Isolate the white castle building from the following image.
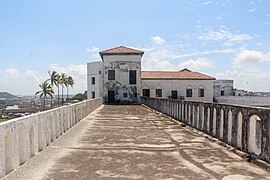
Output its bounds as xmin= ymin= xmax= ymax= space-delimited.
xmin=87 ymin=46 xmax=216 ymax=103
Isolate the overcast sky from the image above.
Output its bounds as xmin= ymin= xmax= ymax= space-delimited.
xmin=0 ymin=0 xmax=270 ymax=95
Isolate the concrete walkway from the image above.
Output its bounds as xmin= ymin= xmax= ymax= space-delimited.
xmin=3 ymin=105 xmax=270 ymax=180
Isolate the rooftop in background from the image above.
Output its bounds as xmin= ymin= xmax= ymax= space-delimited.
xmin=141 ymin=68 xmax=216 ymax=80
xmin=99 ymin=46 xmax=144 ymax=58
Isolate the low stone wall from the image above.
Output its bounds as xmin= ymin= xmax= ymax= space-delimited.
xmin=142 ymin=97 xmax=270 ymax=163
xmin=0 ymin=98 xmax=103 ymax=177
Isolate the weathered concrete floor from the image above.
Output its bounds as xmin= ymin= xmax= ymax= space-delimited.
xmin=3 ymin=105 xmax=270 ymax=180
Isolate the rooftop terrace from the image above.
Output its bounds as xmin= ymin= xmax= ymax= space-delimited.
xmin=1 ymin=100 xmax=270 ymax=179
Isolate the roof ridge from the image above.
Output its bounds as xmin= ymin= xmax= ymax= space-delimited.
xmin=100 ymin=46 xmax=144 ymax=54
xmin=141 ymin=70 xmax=215 ymax=80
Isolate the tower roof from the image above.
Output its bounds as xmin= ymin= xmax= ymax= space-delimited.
xmin=99 ymin=46 xmax=144 ymax=58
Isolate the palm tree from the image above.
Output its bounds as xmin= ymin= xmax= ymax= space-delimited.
xmin=54 ymin=74 xmax=61 ymax=107
xmin=35 ymin=81 xmax=54 ymax=110
xmin=47 ymin=71 xmax=59 ymax=108
xmin=66 ymin=76 xmax=75 ymax=101
xmin=60 ymin=73 xmax=68 ymax=105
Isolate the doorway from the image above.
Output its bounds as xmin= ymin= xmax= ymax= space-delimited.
xmin=108 ymin=90 xmax=115 ymax=103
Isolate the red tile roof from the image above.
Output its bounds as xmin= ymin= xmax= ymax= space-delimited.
xmin=141 ymin=68 xmax=215 ymax=80
xmin=100 ymin=46 xmax=144 ymax=57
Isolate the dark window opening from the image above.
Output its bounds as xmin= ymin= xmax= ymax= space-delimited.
xmin=91 ymin=77 xmax=95 ymax=85
xmin=129 ymin=70 xmax=136 ymax=84
xmin=134 ymin=93 xmax=137 ymax=97
xmin=142 ymin=89 xmax=150 ymax=97
xmin=186 ymin=89 xmax=192 ymax=97
xmin=221 ymin=90 xmax=224 ymax=96
xmin=123 ymin=93 xmax=128 ymax=97
xmin=108 ymin=70 xmax=115 ymax=80
xmin=198 ymin=89 xmax=204 ymax=97
xmin=156 ymin=89 xmax=162 ymax=97
xmin=171 ymin=90 xmax=178 ymax=99
xmin=91 ymin=91 xmax=95 ymax=99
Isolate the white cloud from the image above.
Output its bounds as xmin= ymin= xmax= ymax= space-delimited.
xmin=248 ymin=8 xmax=256 ymax=13
xmin=198 ymin=28 xmax=253 ymax=46
xmin=151 ymin=36 xmax=166 ymax=45
xmin=216 ymin=70 xmax=270 ymax=91
xmin=5 ymin=68 xmax=19 ymax=78
xmin=0 ymin=68 xmax=45 ymax=95
xmin=49 ymin=64 xmax=87 ymax=94
xmin=202 ymin=1 xmax=212 ymax=5
xmin=174 ymin=49 xmax=235 ymax=59
xmin=86 ymin=46 xmax=100 ymax=62
xmin=232 ymin=49 xmax=270 ymax=67
xmin=0 ymin=64 xmax=88 ymax=96
xmin=24 ymin=70 xmax=42 ymax=84
xmin=87 ymin=46 xmax=99 ymax=53
xmin=142 ymin=48 xmax=175 ymax=70
xmin=178 ymin=58 xmax=214 ymax=70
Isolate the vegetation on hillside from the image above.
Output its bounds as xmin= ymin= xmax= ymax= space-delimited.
xmin=71 ymin=91 xmax=87 ymax=101
xmin=0 ymin=118 xmax=7 ymax=123
xmin=0 ymin=92 xmax=17 ymax=98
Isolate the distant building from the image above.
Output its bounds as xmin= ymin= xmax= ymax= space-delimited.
xmin=141 ymin=69 xmax=215 ymax=102
xmin=87 ymin=46 xmax=216 ymax=103
xmin=213 ymin=80 xmax=234 ymax=97
xmin=233 ymin=89 xmax=247 ymax=96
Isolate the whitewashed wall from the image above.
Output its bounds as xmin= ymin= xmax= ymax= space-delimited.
xmin=87 ymin=62 xmax=103 ymax=99
xmin=102 ymin=54 xmax=142 ymax=103
xmin=213 ymin=80 xmax=234 ymax=97
xmin=0 ymin=98 xmax=103 ymax=177
xmin=141 ymin=79 xmax=214 ymax=102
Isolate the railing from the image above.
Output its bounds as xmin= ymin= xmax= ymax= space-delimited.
xmin=142 ymin=97 xmax=270 ymax=163
xmin=0 ymin=98 xmax=103 ymax=177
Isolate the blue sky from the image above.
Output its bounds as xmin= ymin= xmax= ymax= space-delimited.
xmin=0 ymin=0 xmax=270 ymax=95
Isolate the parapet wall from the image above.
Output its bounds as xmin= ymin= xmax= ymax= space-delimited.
xmin=216 ymin=96 xmax=270 ymax=107
xmin=142 ymin=97 xmax=270 ymax=163
xmin=0 ymin=98 xmax=103 ymax=177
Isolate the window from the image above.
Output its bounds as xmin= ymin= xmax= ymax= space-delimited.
xmin=186 ymin=89 xmax=192 ymax=97
xmin=108 ymin=70 xmax=115 ymax=80
xmin=198 ymin=89 xmax=204 ymax=97
xmin=156 ymin=89 xmax=162 ymax=97
xmin=91 ymin=77 xmax=95 ymax=85
xmin=129 ymin=70 xmax=136 ymax=84
xmin=221 ymin=90 xmax=224 ymax=96
xmin=123 ymin=93 xmax=128 ymax=97
xmin=91 ymin=91 xmax=95 ymax=99
xmin=171 ymin=90 xmax=178 ymax=99
xmin=142 ymin=89 xmax=150 ymax=97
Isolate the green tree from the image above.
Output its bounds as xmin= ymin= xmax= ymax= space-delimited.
xmin=35 ymin=81 xmax=54 ymax=110
xmin=47 ymin=70 xmax=59 ymax=108
xmin=66 ymin=76 xmax=75 ymax=101
xmin=60 ymin=73 xmax=68 ymax=105
xmin=54 ymin=74 xmax=62 ymax=107
xmin=83 ymin=91 xmax=87 ymax=99
xmin=71 ymin=93 xmax=86 ymax=101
